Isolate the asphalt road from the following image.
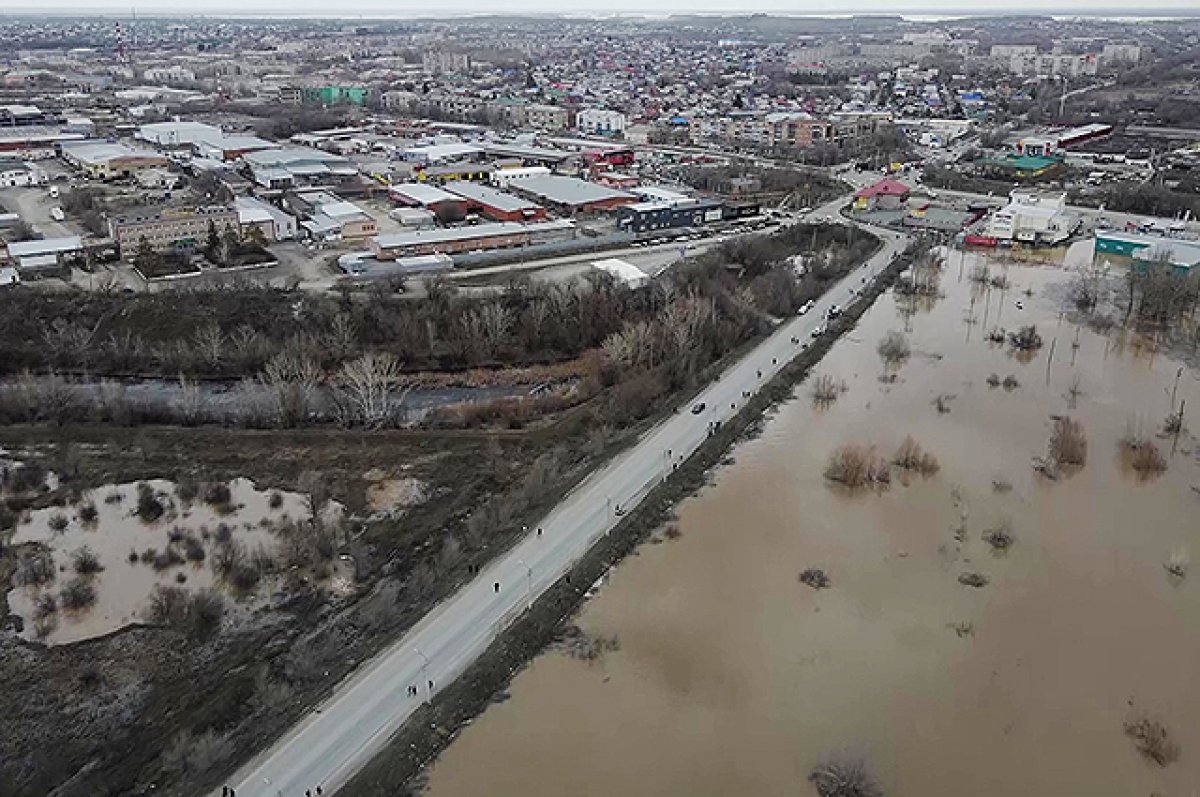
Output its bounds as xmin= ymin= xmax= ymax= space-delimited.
xmin=5 ymin=186 xmax=73 ymax=238
xmin=223 ymin=210 xmax=908 ymax=797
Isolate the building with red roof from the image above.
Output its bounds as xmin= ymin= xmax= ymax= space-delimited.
xmin=853 ymin=178 xmax=911 ymax=211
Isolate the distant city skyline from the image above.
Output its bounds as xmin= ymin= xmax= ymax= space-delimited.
xmin=2 ymin=1 xmax=1199 ymax=17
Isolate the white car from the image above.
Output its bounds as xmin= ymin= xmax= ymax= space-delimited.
xmin=811 ymin=325 xmax=826 ymax=338
xmin=798 ymin=300 xmax=815 ymax=316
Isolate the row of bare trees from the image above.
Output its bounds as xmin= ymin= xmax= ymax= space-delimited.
xmin=0 ymin=352 xmax=407 ymax=430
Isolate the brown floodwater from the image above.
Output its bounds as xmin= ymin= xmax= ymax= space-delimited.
xmin=423 ymin=246 xmax=1200 ymax=796
xmin=6 ymin=478 xmax=340 ymax=645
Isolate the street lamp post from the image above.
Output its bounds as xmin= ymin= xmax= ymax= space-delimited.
xmin=517 ymin=559 xmax=533 ymax=609
xmin=414 ymin=647 xmax=431 ymax=704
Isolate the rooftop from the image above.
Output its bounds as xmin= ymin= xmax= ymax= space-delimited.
xmin=375 ymin=221 xmax=527 ymax=249
xmin=442 ymin=182 xmax=541 ymax=213
xmin=855 ymin=178 xmax=911 ymax=198
xmin=6 ymin=236 xmax=84 ymax=258
xmin=982 ymin=154 xmax=1062 ymax=171
xmin=389 ymin=183 xmax=461 ymax=206
xmin=482 ymin=142 xmax=573 ymax=163
xmin=242 ymin=147 xmax=350 ymax=168
xmin=506 ymin=175 xmax=635 ymax=207
xmin=61 ymin=141 xmax=163 ymax=165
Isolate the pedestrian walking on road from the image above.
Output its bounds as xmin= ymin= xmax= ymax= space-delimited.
xmin=494 ymin=581 xmax=500 ymax=593
xmin=537 ymin=527 xmax=542 ymax=537
xmin=428 ymin=679 xmax=434 ymax=690
xmin=307 ymin=790 xmax=312 ymax=797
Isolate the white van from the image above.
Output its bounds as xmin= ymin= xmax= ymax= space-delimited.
xmin=49 ymin=207 xmax=65 ymax=222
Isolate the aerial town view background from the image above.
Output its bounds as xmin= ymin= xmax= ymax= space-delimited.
xmin=1 ymin=9 xmax=1199 ymax=797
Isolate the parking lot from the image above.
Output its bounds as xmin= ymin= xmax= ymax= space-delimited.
xmin=3 ymin=186 xmax=75 ymax=238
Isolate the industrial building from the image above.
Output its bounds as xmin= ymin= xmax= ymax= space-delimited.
xmin=505 ymin=175 xmax=635 ymax=215
xmin=491 ymin=166 xmax=551 ymax=188
xmin=3 ymin=236 xmax=84 ymax=276
xmin=982 ymin=190 xmax=1076 ymax=245
xmin=0 ymin=125 xmax=86 ymax=158
xmin=109 ymin=206 xmax=238 ymax=257
xmin=285 ymin=191 xmax=377 ymax=241
xmin=1014 ymin=124 xmax=1114 ymax=157
xmin=417 ymin=163 xmax=494 ymax=184
xmin=234 ymin=196 xmax=298 ymax=241
xmin=442 ymin=181 xmax=547 ymax=222
xmin=401 ymin=142 xmax=484 ymax=165
xmin=388 ymin=182 xmax=465 ymax=213
xmin=1094 ymin=231 xmax=1200 ymax=274
xmin=241 ymin=147 xmax=356 ymax=189
xmin=372 ymin=219 xmax=575 ymax=260
xmin=0 ymin=159 xmax=46 ymax=187
xmin=592 ymin=258 xmax=649 ymax=288
xmin=59 ymin=141 xmax=170 ymax=180
xmin=617 ymin=199 xmax=724 ymax=233
xmin=481 ymin=142 xmax=574 ymax=168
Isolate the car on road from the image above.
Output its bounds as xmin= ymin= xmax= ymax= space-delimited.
xmin=826 ymin=304 xmax=842 ymax=319
xmin=798 ymin=300 xmax=815 ymax=315
xmin=811 ymin=325 xmax=826 ymax=338
xmin=690 ymin=402 xmax=706 ymax=414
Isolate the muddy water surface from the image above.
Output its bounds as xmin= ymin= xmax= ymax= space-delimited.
xmin=424 ymin=249 xmax=1200 ymax=796
xmin=6 ymin=478 xmax=332 ymax=644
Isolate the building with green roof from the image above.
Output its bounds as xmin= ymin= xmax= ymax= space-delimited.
xmin=978 ymin=153 xmax=1064 ymax=181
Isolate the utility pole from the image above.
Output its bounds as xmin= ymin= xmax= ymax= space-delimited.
xmin=517 ymin=559 xmax=533 ymax=609
xmin=414 ymin=647 xmax=431 ymax=704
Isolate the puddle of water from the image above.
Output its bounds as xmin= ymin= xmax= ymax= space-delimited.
xmin=5 ymin=478 xmax=340 ymax=645
xmin=422 ymin=248 xmax=1200 ymax=796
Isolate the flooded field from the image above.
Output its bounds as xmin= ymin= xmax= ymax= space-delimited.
xmin=422 ymin=247 xmax=1200 ymax=796
xmin=5 ymin=477 xmax=341 ymax=644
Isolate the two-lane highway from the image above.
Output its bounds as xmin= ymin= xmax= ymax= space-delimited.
xmin=225 ymin=216 xmax=909 ymax=797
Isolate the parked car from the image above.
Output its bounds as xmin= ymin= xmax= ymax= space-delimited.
xmin=811 ymin=325 xmax=826 ymax=338
xmin=798 ymin=300 xmax=815 ymax=316
xmin=826 ymin=304 xmax=842 ymax=319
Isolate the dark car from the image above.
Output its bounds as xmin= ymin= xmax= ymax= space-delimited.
xmin=691 ymin=402 xmax=706 ymax=415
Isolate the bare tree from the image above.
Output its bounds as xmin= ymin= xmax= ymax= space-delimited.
xmin=335 ymin=352 xmax=404 ymax=427
xmin=602 ymin=320 xmax=657 ymax=369
xmin=193 ymin=322 xmax=225 ymax=367
xmin=261 ymin=351 xmax=322 ymax=427
xmin=323 ymin=313 xmax=358 ymax=361
xmin=177 ymin=374 xmax=205 ymax=425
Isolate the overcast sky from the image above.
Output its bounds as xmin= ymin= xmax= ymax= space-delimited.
xmin=3 ymin=0 xmax=1198 ymax=16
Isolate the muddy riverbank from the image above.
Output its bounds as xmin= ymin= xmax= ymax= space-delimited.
xmin=418 ymin=249 xmax=1200 ymax=796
